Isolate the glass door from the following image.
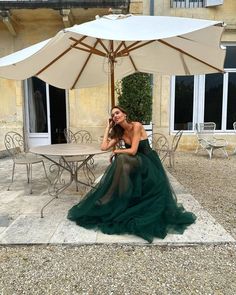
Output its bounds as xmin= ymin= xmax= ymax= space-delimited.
xmin=25 ymin=77 xmax=67 ymax=148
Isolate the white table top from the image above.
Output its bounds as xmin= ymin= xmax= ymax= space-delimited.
xmin=30 ymin=143 xmax=108 ymax=157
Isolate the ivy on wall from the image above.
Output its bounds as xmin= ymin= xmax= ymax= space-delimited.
xmin=116 ymin=72 xmax=152 ymax=124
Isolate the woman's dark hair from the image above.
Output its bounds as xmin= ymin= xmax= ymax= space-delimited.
xmin=109 ymin=105 xmax=130 ymax=140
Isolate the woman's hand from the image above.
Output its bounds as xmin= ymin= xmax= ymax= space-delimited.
xmin=108 ymin=117 xmax=114 ymax=129
xmin=109 ymin=152 xmax=116 ymax=163
xmin=100 ymin=118 xmax=118 ymax=151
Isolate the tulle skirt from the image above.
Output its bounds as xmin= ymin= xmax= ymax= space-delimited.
xmin=68 ymin=148 xmax=196 ymax=243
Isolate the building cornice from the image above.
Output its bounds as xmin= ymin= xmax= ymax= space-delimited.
xmin=0 ymin=1 xmax=129 ymax=10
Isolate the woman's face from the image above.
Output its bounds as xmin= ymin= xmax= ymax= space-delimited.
xmin=111 ymin=108 xmax=126 ymax=125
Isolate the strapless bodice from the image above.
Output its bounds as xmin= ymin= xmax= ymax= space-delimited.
xmin=125 ymin=138 xmax=152 ymax=154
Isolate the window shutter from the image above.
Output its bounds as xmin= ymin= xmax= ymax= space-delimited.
xmin=205 ymin=0 xmax=223 ymax=7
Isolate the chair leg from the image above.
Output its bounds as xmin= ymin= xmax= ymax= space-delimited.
xmin=26 ymin=164 xmax=30 ymax=183
xmin=75 ymin=162 xmax=79 ymax=192
xmin=29 ymin=163 xmax=33 ymax=194
xmin=195 ymin=144 xmax=199 ymax=154
xmin=42 ymin=161 xmax=49 ymax=182
xmin=206 ymin=148 xmax=213 ymax=159
xmin=7 ymin=162 xmax=15 ymax=191
xmin=171 ymin=153 xmax=175 ymax=168
xmin=169 ymin=153 xmax=172 ymax=168
xmin=222 ymin=147 xmax=228 ymax=158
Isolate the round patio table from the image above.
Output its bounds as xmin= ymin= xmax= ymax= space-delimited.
xmin=30 ymin=143 xmax=108 ymax=217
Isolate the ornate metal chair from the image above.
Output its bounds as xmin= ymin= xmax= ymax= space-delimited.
xmin=195 ymin=122 xmax=228 ymax=159
xmin=63 ymin=128 xmax=95 ymax=189
xmin=149 ymin=131 xmax=183 ymax=168
xmin=148 ymin=133 xmax=169 ymax=163
xmin=64 ymin=128 xmax=76 ymax=143
xmin=167 ymin=130 xmax=183 ymax=168
xmin=4 ymin=131 xmax=48 ymax=193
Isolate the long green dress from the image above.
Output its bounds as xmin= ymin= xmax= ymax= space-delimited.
xmin=67 ymin=139 xmax=196 ymax=243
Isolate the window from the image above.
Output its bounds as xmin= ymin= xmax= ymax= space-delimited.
xmin=171 ymin=45 xmax=236 ymax=132
xmin=27 ymin=77 xmax=48 ymax=133
xmin=170 ymin=0 xmax=223 ymax=8
xmin=226 ymin=73 xmax=236 ymax=129
xmin=224 ymin=46 xmax=236 ymax=68
xmin=170 ymin=0 xmax=203 ymax=8
xmin=204 ymin=73 xmax=223 ymax=129
xmin=174 ymin=76 xmax=194 ymax=130
xmin=204 ymin=0 xmax=223 ymax=7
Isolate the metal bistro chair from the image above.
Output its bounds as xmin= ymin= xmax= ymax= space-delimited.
xmin=148 ymin=132 xmax=170 ymax=163
xmin=149 ymin=130 xmax=183 ymax=168
xmin=195 ymin=122 xmax=228 ymax=159
xmin=4 ymin=131 xmax=48 ymax=194
xmin=167 ymin=130 xmax=183 ymax=168
xmin=63 ymin=129 xmax=95 ymax=189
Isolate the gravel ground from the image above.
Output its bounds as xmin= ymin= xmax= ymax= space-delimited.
xmin=169 ymin=151 xmax=236 ymax=240
xmin=0 ymin=151 xmax=236 ymax=295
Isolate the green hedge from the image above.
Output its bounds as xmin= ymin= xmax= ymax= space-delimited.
xmin=116 ymin=72 xmax=152 ymax=124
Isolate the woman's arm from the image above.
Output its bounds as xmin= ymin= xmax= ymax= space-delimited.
xmin=100 ymin=120 xmax=118 ymax=151
xmin=113 ymin=123 xmax=141 ymax=156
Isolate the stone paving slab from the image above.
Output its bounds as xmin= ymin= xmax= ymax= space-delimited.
xmin=0 ymin=191 xmax=234 ymax=245
xmin=0 ymin=157 xmax=235 ymax=245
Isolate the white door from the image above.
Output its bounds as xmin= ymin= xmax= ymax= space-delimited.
xmin=24 ymin=77 xmax=67 ymax=148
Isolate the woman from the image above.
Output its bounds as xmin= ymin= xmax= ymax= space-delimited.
xmin=68 ymin=106 xmax=196 ymax=243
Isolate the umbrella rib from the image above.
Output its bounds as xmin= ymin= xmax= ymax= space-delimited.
xmin=70 ymin=37 xmax=106 ymax=57
xmin=36 ymin=47 xmax=73 ymax=76
xmin=117 ymin=40 xmax=155 ymax=57
xmin=116 ymin=41 xmax=142 ymax=56
xmin=123 ymin=42 xmax=138 ymax=71
xmin=159 ymin=39 xmax=224 ymax=73
xmin=36 ymin=36 xmax=87 ymax=76
xmin=35 ymin=36 xmax=87 ymax=76
xmin=72 ymin=46 xmax=106 ymax=57
xmin=114 ymin=41 xmax=125 ymax=55
xmin=71 ymin=40 xmax=100 ymax=89
xmin=97 ymin=39 xmax=109 ymax=55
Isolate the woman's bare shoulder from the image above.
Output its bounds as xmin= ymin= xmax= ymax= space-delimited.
xmin=132 ymin=122 xmax=142 ymax=128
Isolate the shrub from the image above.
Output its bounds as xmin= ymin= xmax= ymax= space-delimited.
xmin=116 ymin=72 xmax=152 ymax=124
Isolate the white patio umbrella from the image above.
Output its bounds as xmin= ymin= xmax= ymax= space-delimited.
xmin=0 ymin=14 xmax=226 ymax=107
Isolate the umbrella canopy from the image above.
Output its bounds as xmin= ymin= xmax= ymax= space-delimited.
xmin=0 ymin=14 xmax=226 ymax=107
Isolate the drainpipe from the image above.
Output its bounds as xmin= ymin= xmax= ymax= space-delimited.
xmin=150 ymin=0 xmax=154 ymax=16
xmin=150 ymin=0 xmax=154 ymax=130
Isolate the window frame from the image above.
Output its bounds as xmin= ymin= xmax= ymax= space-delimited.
xmin=170 ymin=43 xmax=236 ymax=134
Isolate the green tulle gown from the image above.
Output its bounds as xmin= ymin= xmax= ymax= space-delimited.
xmin=67 ymin=139 xmax=196 ymax=243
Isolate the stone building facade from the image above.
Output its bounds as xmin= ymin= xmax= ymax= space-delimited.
xmin=143 ymin=0 xmax=236 ymax=150
xmin=0 ymin=0 xmax=235 ymax=154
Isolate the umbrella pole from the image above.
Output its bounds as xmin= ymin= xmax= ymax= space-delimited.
xmin=109 ymin=41 xmax=115 ymax=108
xmin=111 ymin=61 xmax=115 ymax=108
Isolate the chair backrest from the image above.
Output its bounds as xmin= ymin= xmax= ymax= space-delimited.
xmin=148 ymin=133 xmax=169 ymax=161
xmin=171 ymin=130 xmax=183 ymax=152
xmin=233 ymin=121 xmax=236 ymax=131
xmin=74 ymin=130 xmax=92 ymax=143
xmin=64 ymin=128 xmax=76 ymax=143
xmin=4 ymin=132 xmax=24 ymax=158
xmin=195 ymin=122 xmax=216 ymax=140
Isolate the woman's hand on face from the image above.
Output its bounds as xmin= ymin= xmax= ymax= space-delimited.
xmin=108 ymin=118 xmax=114 ymax=128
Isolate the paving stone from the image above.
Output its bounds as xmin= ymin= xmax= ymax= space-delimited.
xmin=50 ymin=220 xmax=97 ymax=244
xmin=0 ymin=156 xmax=235 ymax=245
xmin=0 ymin=214 xmax=62 ymax=244
xmin=0 ymin=214 xmax=13 ymax=227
